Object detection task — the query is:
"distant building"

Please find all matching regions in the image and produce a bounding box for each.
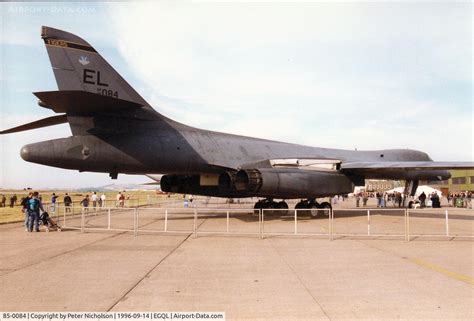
[421,169,474,195]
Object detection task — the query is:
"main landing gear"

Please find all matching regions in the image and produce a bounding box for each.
[253,199,289,215]
[295,199,332,218]
[252,198,331,218]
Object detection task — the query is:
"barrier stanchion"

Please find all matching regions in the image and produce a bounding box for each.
[404,208,407,241]
[367,210,371,236]
[259,209,263,239]
[193,208,197,238]
[63,206,66,227]
[81,208,85,233]
[330,208,334,241]
[108,208,111,230]
[164,209,168,232]
[294,209,297,235]
[134,208,138,237]
[406,209,410,242]
[226,210,230,233]
[445,209,449,237]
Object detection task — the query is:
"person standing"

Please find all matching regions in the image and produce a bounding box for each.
[80,195,90,211]
[355,193,361,207]
[431,192,441,208]
[91,192,98,209]
[100,193,106,207]
[9,195,15,208]
[21,192,33,231]
[1,194,5,207]
[28,192,44,232]
[119,192,125,208]
[418,192,426,208]
[51,193,58,213]
[116,192,121,207]
[362,192,369,207]
[63,193,72,212]
[376,192,383,207]
[396,192,403,208]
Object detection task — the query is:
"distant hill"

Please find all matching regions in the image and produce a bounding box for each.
[76,183,159,192]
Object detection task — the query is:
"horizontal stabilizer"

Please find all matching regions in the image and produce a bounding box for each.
[34,90,143,114]
[0,114,68,135]
[341,161,474,171]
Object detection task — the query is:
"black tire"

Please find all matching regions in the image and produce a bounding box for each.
[277,201,289,216]
[295,200,309,217]
[309,204,319,218]
[318,202,332,217]
[253,201,263,214]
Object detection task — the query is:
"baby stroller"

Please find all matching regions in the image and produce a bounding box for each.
[40,212,62,232]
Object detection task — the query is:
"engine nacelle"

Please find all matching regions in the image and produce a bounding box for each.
[231,168,354,198]
[161,173,248,198]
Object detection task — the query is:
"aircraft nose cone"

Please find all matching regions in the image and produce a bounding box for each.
[20,145,31,161]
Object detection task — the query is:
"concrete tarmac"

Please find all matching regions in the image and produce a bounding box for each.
[0,208,473,320]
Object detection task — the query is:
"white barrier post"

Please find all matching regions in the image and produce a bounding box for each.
[445,209,449,237]
[367,210,371,236]
[63,206,66,227]
[193,209,198,238]
[330,208,334,241]
[108,208,111,230]
[136,208,140,236]
[406,209,410,242]
[294,209,297,235]
[133,208,138,237]
[260,209,264,239]
[164,209,168,232]
[226,210,230,233]
[81,208,85,233]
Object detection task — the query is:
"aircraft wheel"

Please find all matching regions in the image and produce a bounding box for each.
[296,200,310,216]
[253,200,263,214]
[309,204,320,218]
[295,201,306,209]
[277,201,289,216]
[318,202,332,217]
[266,201,280,216]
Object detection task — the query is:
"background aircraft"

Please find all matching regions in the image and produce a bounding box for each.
[1,26,473,214]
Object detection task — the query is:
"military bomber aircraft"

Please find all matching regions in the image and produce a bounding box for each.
[2,26,473,214]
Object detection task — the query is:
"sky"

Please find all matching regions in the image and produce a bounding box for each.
[0,1,472,189]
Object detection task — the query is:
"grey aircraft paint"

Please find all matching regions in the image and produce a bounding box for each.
[2,26,473,209]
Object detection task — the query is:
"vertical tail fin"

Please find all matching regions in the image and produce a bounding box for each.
[41,26,150,107]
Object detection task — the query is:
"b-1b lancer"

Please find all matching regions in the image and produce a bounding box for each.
[2,26,473,214]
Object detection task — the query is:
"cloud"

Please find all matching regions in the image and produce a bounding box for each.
[0,2,472,189]
[106,2,472,160]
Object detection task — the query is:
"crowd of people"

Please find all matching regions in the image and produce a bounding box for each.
[353,190,472,208]
[354,192,406,208]
[447,192,472,208]
[0,194,18,208]
[1,190,136,232]
[78,191,128,209]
